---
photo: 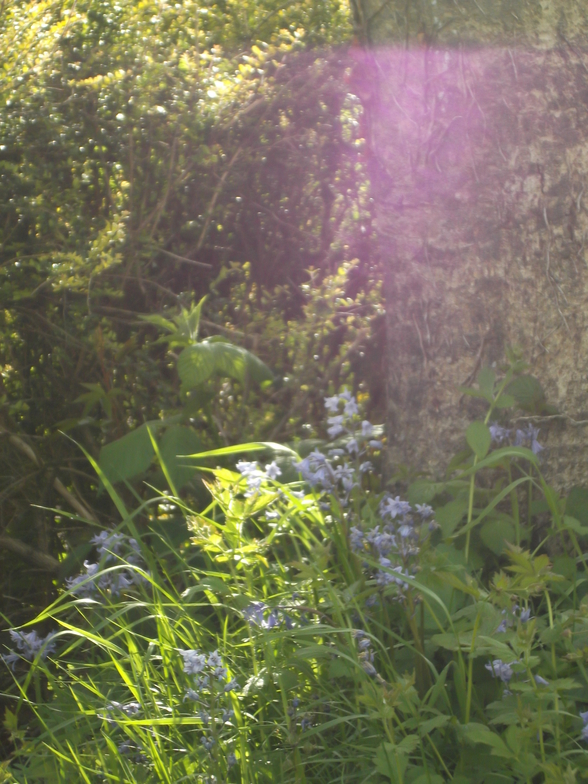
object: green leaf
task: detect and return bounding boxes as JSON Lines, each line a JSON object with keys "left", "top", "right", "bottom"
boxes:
{"left": 177, "top": 339, "right": 273, "bottom": 390}
{"left": 159, "top": 425, "right": 202, "bottom": 491}
{"left": 418, "top": 714, "right": 451, "bottom": 736}
{"left": 407, "top": 479, "right": 444, "bottom": 506}
{"left": 480, "top": 517, "right": 516, "bottom": 555}
{"left": 98, "top": 421, "right": 163, "bottom": 484}
{"left": 565, "top": 486, "right": 588, "bottom": 526}
{"left": 477, "top": 366, "right": 495, "bottom": 396}
{"left": 374, "top": 743, "right": 408, "bottom": 783}
{"left": 458, "top": 723, "right": 514, "bottom": 758}
{"left": 504, "top": 375, "right": 548, "bottom": 414}
{"left": 562, "top": 515, "right": 588, "bottom": 537}
{"left": 435, "top": 498, "right": 468, "bottom": 538}
{"left": 466, "top": 421, "right": 491, "bottom": 460}
{"left": 494, "top": 394, "right": 515, "bottom": 409}
{"left": 177, "top": 343, "right": 217, "bottom": 388}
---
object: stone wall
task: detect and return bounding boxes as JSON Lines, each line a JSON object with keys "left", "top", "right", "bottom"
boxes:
{"left": 352, "top": 44, "right": 588, "bottom": 488}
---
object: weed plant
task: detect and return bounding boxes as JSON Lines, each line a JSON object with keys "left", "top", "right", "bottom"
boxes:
{"left": 3, "top": 360, "right": 588, "bottom": 783}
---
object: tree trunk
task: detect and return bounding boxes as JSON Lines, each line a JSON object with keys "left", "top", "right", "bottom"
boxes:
{"left": 350, "top": 2, "right": 588, "bottom": 489}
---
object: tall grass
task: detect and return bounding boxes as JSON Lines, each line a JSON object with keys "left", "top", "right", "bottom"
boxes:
{"left": 4, "top": 376, "right": 588, "bottom": 783}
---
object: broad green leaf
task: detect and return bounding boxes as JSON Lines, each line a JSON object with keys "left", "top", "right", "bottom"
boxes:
{"left": 374, "top": 742, "right": 408, "bottom": 782}
{"left": 159, "top": 425, "right": 202, "bottom": 491}
{"left": 466, "top": 421, "right": 491, "bottom": 460}
{"left": 477, "top": 366, "right": 495, "bottom": 396}
{"left": 177, "top": 343, "right": 217, "bottom": 388}
{"left": 407, "top": 479, "right": 444, "bottom": 505}
{"left": 418, "top": 714, "right": 451, "bottom": 736}
{"left": 98, "top": 422, "right": 163, "bottom": 484}
{"left": 494, "top": 393, "right": 515, "bottom": 408}
{"left": 480, "top": 517, "right": 516, "bottom": 555}
{"left": 504, "top": 374, "right": 547, "bottom": 413}
{"left": 435, "top": 498, "right": 468, "bottom": 538}
{"left": 458, "top": 723, "right": 514, "bottom": 758}
{"left": 562, "top": 515, "right": 588, "bottom": 537}
{"left": 565, "top": 486, "right": 588, "bottom": 526}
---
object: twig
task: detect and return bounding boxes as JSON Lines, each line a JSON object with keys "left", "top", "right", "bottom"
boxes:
{"left": 511, "top": 414, "right": 588, "bottom": 428}
{"left": 0, "top": 536, "right": 60, "bottom": 573}
{"left": 0, "top": 427, "right": 98, "bottom": 522}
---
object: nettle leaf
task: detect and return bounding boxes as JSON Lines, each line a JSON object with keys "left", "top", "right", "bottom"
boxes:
{"left": 177, "top": 343, "right": 217, "bottom": 388}
{"left": 466, "top": 421, "right": 491, "bottom": 460}
{"left": 98, "top": 421, "right": 164, "bottom": 484}
{"left": 177, "top": 339, "right": 273, "bottom": 391}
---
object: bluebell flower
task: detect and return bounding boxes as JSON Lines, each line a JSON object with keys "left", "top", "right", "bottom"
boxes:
{"left": 184, "top": 688, "right": 200, "bottom": 702}
{"left": 357, "top": 637, "right": 371, "bottom": 651}
{"left": 361, "top": 420, "right": 374, "bottom": 437}
{"left": 224, "top": 678, "right": 239, "bottom": 692}
{"left": 519, "top": 607, "right": 531, "bottom": 623}
{"left": 489, "top": 423, "right": 511, "bottom": 444}
{"left": 207, "top": 650, "right": 223, "bottom": 668}
{"left": 415, "top": 504, "right": 434, "bottom": 518}
{"left": 327, "top": 415, "right": 345, "bottom": 439}
{"left": 301, "top": 717, "right": 312, "bottom": 731}
{"left": 359, "top": 461, "right": 373, "bottom": 473}
{"left": 343, "top": 398, "right": 359, "bottom": 418}
{"left": 265, "top": 509, "right": 280, "bottom": 520}
{"left": 485, "top": 659, "right": 515, "bottom": 683}
{"left": 3, "top": 629, "right": 57, "bottom": 669}
{"left": 361, "top": 660, "right": 378, "bottom": 677}
{"left": 199, "top": 709, "right": 210, "bottom": 724}
{"left": 243, "top": 602, "right": 267, "bottom": 626}
{"left": 180, "top": 649, "right": 207, "bottom": 675}
{"left": 324, "top": 395, "right": 341, "bottom": 413}
{"left": 534, "top": 675, "right": 549, "bottom": 686}
{"left": 91, "top": 530, "right": 126, "bottom": 559}
{"left": 349, "top": 526, "right": 365, "bottom": 553}
{"left": 264, "top": 461, "right": 281, "bottom": 480}
{"left": 201, "top": 736, "right": 215, "bottom": 751}
{"left": 496, "top": 620, "right": 508, "bottom": 633}
{"left": 346, "top": 438, "right": 359, "bottom": 455}
{"left": 369, "top": 440, "right": 383, "bottom": 449}
{"left": 580, "top": 712, "right": 588, "bottom": 742}
{"left": 379, "top": 495, "right": 411, "bottom": 520}
{"left": 66, "top": 560, "right": 100, "bottom": 596}
{"left": 514, "top": 425, "right": 544, "bottom": 456}
{"left": 106, "top": 700, "right": 141, "bottom": 716}
{"left": 580, "top": 710, "right": 588, "bottom": 724}
{"left": 222, "top": 709, "right": 234, "bottom": 723}
{"left": 227, "top": 752, "right": 237, "bottom": 767}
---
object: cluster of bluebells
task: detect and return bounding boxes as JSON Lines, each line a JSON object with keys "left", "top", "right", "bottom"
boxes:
{"left": 349, "top": 497, "right": 437, "bottom": 600}
{"left": 242, "top": 601, "right": 295, "bottom": 630}
{"left": 353, "top": 630, "right": 380, "bottom": 679}
{"left": 485, "top": 658, "right": 549, "bottom": 696}
{"left": 292, "top": 391, "right": 382, "bottom": 502}
{"left": 180, "top": 648, "right": 239, "bottom": 769}
{"left": 496, "top": 603, "right": 532, "bottom": 633}
{"left": 236, "top": 460, "right": 281, "bottom": 498}
{"left": 489, "top": 422, "right": 544, "bottom": 456}
{"left": 2, "top": 628, "right": 57, "bottom": 670}
{"left": 65, "top": 530, "right": 148, "bottom": 599}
